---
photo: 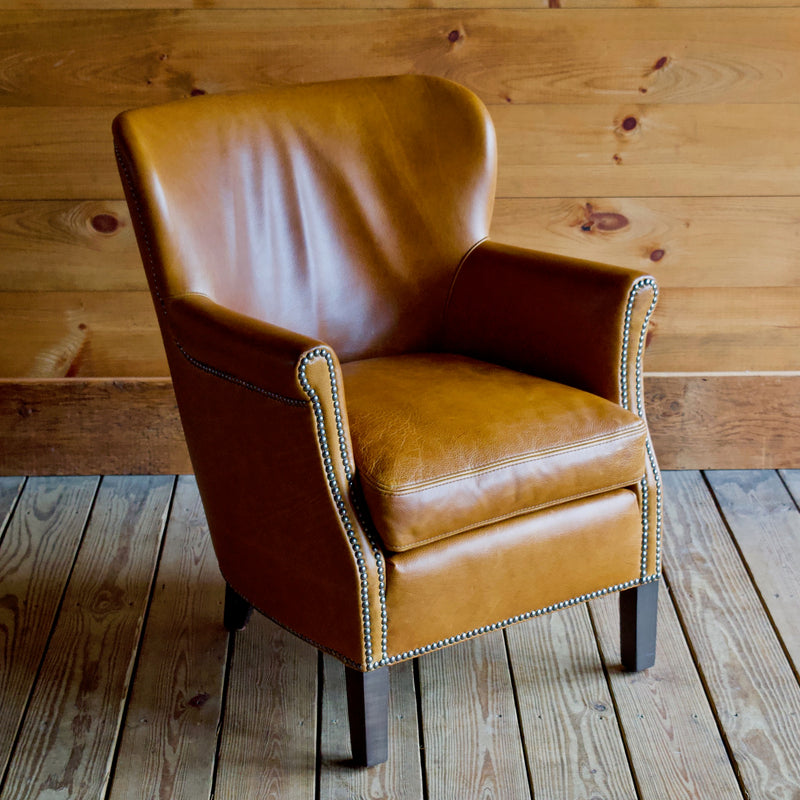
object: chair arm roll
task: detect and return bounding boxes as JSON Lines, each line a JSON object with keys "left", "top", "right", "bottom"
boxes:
{"left": 168, "top": 292, "right": 325, "bottom": 404}
{"left": 443, "top": 241, "right": 659, "bottom": 407}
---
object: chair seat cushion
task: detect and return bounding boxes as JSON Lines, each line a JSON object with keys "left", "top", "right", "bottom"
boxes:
{"left": 341, "top": 353, "right": 647, "bottom": 553}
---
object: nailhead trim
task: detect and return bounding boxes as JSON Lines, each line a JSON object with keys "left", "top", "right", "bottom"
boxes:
{"left": 298, "top": 348, "right": 388, "bottom": 668}
{"left": 374, "top": 573, "right": 660, "bottom": 667}
{"left": 115, "top": 145, "right": 167, "bottom": 316}
{"left": 176, "top": 341, "right": 307, "bottom": 407}
{"left": 620, "top": 277, "right": 662, "bottom": 580}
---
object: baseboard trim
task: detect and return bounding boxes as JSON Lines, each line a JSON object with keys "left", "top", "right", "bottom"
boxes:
{"left": 1, "top": 374, "right": 798, "bottom": 475}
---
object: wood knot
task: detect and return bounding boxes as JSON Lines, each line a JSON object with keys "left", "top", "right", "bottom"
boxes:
{"left": 654, "top": 56, "right": 669, "bottom": 71}
{"left": 91, "top": 213, "right": 119, "bottom": 234}
{"left": 448, "top": 29, "right": 461, "bottom": 43}
{"left": 188, "top": 692, "right": 211, "bottom": 709}
{"left": 650, "top": 248, "right": 666, "bottom": 262}
{"left": 17, "top": 403, "right": 36, "bottom": 419}
{"left": 622, "top": 116, "right": 638, "bottom": 131}
{"left": 190, "top": 87, "right": 206, "bottom": 96}
{"left": 580, "top": 204, "right": 629, "bottom": 233}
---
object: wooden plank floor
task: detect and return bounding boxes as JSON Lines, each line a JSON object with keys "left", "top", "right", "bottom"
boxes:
{"left": 0, "top": 470, "right": 798, "bottom": 800}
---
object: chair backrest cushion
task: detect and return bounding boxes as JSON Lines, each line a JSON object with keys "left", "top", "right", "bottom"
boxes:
{"left": 113, "top": 75, "right": 497, "bottom": 360}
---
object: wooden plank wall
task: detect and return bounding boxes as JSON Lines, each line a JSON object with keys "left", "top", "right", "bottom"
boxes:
{"left": 1, "top": 1, "right": 798, "bottom": 472}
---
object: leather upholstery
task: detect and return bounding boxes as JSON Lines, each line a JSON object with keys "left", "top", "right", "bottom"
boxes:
{"left": 342, "top": 353, "right": 646, "bottom": 552}
{"left": 113, "top": 75, "right": 661, "bottom": 672}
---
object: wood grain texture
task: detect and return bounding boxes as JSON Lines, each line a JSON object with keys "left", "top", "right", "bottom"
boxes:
{"left": 319, "top": 657, "right": 423, "bottom": 798}
{"left": 661, "top": 470, "right": 800, "bottom": 800}
{"left": 2, "top": 375, "right": 796, "bottom": 476}
{"left": 0, "top": 291, "right": 165, "bottom": 378}
{"left": 492, "top": 103, "right": 800, "bottom": 198}
{"left": 0, "top": 379, "right": 191, "bottom": 476}
{"left": 418, "top": 631, "right": 530, "bottom": 799}
{"left": 646, "top": 374, "right": 800, "bottom": 470}
{"left": 492, "top": 197, "right": 800, "bottom": 289}
{"left": 1, "top": 286, "right": 797, "bottom": 378}
{"left": 0, "top": 476, "right": 24, "bottom": 537}
{"left": 5, "top": 197, "right": 799, "bottom": 293}
{"left": 107, "top": 476, "right": 227, "bottom": 800}
{"left": 646, "top": 288, "right": 800, "bottom": 373}
{"left": 0, "top": 201, "right": 140, "bottom": 291}
{"left": 0, "top": 476, "right": 99, "bottom": 778}
{"left": 4, "top": 10, "right": 800, "bottom": 107}
{"left": 1, "top": 475, "right": 173, "bottom": 800}
{"left": 705, "top": 470, "right": 800, "bottom": 676}
{"left": 214, "top": 614, "right": 317, "bottom": 800}
{"left": 8, "top": 0, "right": 800, "bottom": 8}
{"left": 6, "top": 104, "right": 800, "bottom": 201}
{"left": 781, "top": 469, "right": 800, "bottom": 505}
{"left": 590, "top": 579, "right": 743, "bottom": 800}
{"left": 505, "top": 605, "right": 636, "bottom": 800}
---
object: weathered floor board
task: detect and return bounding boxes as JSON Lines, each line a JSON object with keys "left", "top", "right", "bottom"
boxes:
{"left": 1, "top": 475, "right": 173, "bottom": 800}
{"left": 506, "top": 605, "right": 637, "bottom": 800}
{"left": 662, "top": 471, "right": 800, "bottom": 800}
{"left": 107, "top": 476, "right": 227, "bottom": 800}
{"left": 591, "top": 584, "right": 743, "bottom": 800}
{"left": 1, "top": 470, "right": 798, "bottom": 800}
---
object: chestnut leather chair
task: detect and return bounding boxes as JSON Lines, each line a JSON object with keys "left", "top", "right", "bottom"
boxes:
{"left": 113, "top": 75, "right": 662, "bottom": 767}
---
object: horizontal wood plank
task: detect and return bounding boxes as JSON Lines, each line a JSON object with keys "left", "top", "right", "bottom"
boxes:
{"left": 1, "top": 475, "right": 173, "bottom": 800}
{"left": 1, "top": 374, "right": 798, "bottom": 475}
{"left": 646, "top": 374, "right": 800, "bottom": 470}
{"left": 662, "top": 470, "right": 800, "bottom": 799}
{"left": 0, "top": 200, "right": 141, "bottom": 292}
{"left": 0, "top": 379, "right": 192, "bottom": 475}
{"left": 646, "top": 287, "right": 800, "bottom": 372}
{"left": 0, "top": 286, "right": 797, "bottom": 377}
{"left": 492, "top": 197, "right": 800, "bottom": 289}
{"left": 0, "top": 476, "right": 99, "bottom": 778}
{"left": 492, "top": 103, "right": 800, "bottom": 199}
{"left": 10, "top": 0, "right": 800, "bottom": 8}
{"left": 5, "top": 197, "right": 800, "bottom": 292}
{"left": 3, "top": 10, "right": 800, "bottom": 107}
{"left": 107, "top": 476, "right": 227, "bottom": 800}
{"left": 5, "top": 104, "right": 800, "bottom": 201}
{"left": 0, "top": 291, "right": 166, "bottom": 377}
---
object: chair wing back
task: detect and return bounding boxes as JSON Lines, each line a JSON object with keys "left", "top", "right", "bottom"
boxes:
{"left": 113, "top": 75, "right": 497, "bottom": 360}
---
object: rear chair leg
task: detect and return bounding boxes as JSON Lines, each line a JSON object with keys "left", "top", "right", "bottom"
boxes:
{"left": 620, "top": 580, "right": 659, "bottom": 671}
{"left": 223, "top": 582, "right": 253, "bottom": 631}
{"left": 345, "top": 666, "right": 389, "bottom": 767}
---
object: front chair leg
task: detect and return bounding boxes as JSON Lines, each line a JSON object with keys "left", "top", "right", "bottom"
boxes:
{"left": 345, "top": 666, "right": 389, "bottom": 767}
{"left": 620, "top": 580, "right": 659, "bottom": 671}
{"left": 223, "top": 582, "right": 253, "bottom": 631}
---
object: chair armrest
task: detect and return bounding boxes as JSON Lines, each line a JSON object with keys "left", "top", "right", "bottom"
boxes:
{"left": 165, "top": 292, "right": 387, "bottom": 668}
{"left": 442, "top": 241, "right": 659, "bottom": 411}
{"left": 168, "top": 292, "right": 324, "bottom": 404}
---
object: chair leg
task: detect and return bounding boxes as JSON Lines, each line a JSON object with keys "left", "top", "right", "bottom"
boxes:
{"left": 345, "top": 666, "right": 389, "bottom": 767}
{"left": 620, "top": 580, "right": 659, "bottom": 671}
{"left": 223, "top": 582, "right": 253, "bottom": 631}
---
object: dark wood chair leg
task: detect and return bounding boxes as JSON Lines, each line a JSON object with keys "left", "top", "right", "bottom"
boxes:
{"left": 345, "top": 666, "right": 389, "bottom": 767}
{"left": 223, "top": 582, "right": 253, "bottom": 631}
{"left": 620, "top": 580, "right": 659, "bottom": 671}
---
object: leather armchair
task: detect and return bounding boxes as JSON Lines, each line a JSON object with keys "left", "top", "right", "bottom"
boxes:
{"left": 113, "top": 75, "right": 661, "bottom": 768}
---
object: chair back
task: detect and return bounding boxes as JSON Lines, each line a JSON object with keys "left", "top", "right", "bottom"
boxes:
{"left": 113, "top": 75, "right": 497, "bottom": 360}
